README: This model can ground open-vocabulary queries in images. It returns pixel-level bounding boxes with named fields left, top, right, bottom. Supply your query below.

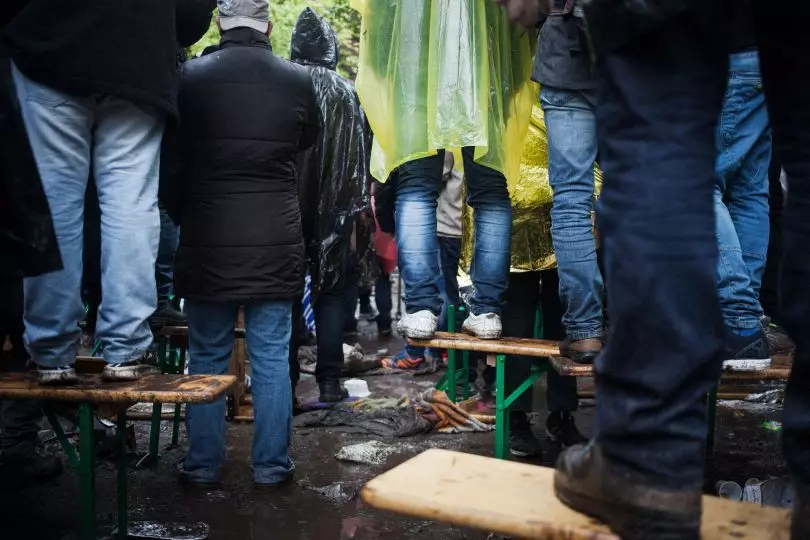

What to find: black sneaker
left=0, top=441, right=63, bottom=490
left=102, top=351, right=160, bottom=382
left=509, top=412, right=543, bottom=458
left=760, top=316, right=795, bottom=355
left=546, top=411, right=588, bottom=448
left=723, top=329, right=771, bottom=371
left=35, top=365, right=79, bottom=385
left=318, top=380, right=349, bottom=403
left=149, top=304, right=188, bottom=329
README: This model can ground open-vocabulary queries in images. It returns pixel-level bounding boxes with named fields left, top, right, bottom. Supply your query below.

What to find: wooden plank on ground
left=0, top=373, right=235, bottom=404
left=410, top=332, right=559, bottom=357
left=362, top=449, right=791, bottom=540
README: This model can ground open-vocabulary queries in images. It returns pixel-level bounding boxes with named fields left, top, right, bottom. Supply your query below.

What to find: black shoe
left=0, top=441, right=63, bottom=489
left=761, top=316, right=795, bottom=355
left=150, top=305, right=188, bottom=329
left=509, top=412, right=543, bottom=458
left=102, top=351, right=160, bottom=382
left=318, top=380, right=349, bottom=403
left=793, top=483, right=809, bottom=540
left=546, top=411, right=587, bottom=448
left=554, top=443, right=701, bottom=540
left=559, top=338, right=602, bottom=365
left=723, top=329, right=771, bottom=371
left=35, top=365, right=79, bottom=385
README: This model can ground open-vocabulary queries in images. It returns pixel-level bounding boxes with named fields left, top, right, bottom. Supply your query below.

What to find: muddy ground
left=0, top=316, right=788, bottom=540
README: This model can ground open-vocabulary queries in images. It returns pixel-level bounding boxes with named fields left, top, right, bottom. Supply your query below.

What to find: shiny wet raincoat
left=351, top=0, right=536, bottom=184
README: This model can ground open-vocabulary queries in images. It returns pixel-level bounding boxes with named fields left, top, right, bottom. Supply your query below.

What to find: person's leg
left=243, top=300, right=294, bottom=485
left=461, top=146, right=512, bottom=339
left=288, top=299, right=302, bottom=396
left=315, top=248, right=350, bottom=401
left=438, top=236, right=461, bottom=329
left=500, top=272, right=543, bottom=458
left=343, top=251, right=360, bottom=337
left=180, top=301, right=238, bottom=485
left=92, top=95, right=164, bottom=379
left=540, top=269, right=586, bottom=448
left=760, top=154, right=783, bottom=320
left=714, top=50, right=771, bottom=369
left=754, top=5, right=810, bottom=536
left=540, top=86, right=603, bottom=363
left=395, top=153, right=444, bottom=338
left=374, top=270, right=393, bottom=335
left=11, top=63, right=93, bottom=383
left=554, top=9, right=728, bottom=539
left=150, top=205, right=186, bottom=327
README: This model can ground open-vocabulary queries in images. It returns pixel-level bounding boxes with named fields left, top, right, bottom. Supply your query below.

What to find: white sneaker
left=462, top=312, right=502, bottom=340
left=397, top=310, right=438, bottom=339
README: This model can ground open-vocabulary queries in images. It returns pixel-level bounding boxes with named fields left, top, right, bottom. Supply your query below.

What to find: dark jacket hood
left=290, top=7, right=339, bottom=70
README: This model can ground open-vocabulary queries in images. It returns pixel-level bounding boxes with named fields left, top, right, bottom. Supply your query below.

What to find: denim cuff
left=565, top=327, right=603, bottom=341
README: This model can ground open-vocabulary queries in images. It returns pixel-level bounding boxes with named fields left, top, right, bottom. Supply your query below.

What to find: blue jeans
left=396, top=147, right=511, bottom=316
left=12, top=63, right=163, bottom=367
left=183, top=300, right=294, bottom=484
left=714, top=51, right=772, bottom=332
left=156, top=206, right=179, bottom=306
left=540, top=86, right=603, bottom=341
left=407, top=235, right=461, bottom=358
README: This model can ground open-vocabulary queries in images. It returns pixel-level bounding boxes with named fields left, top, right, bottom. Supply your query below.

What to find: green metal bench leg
left=494, top=354, right=509, bottom=459
left=462, top=350, right=470, bottom=400
left=117, top=410, right=129, bottom=539
left=706, top=386, right=718, bottom=454
left=78, top=402, right=97, bottom=540
left=149, top=402, right=162, bottom=459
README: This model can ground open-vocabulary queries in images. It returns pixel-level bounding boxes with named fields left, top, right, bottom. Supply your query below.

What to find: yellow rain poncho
left=461, top=103, right=603, bottom=272
left=351, top=0, right=537, bottom=184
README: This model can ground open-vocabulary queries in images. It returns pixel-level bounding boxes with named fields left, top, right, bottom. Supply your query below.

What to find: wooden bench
left=412, top=320, right=793, bottom=459
left=0, top=373, right=235, bottom=540
left=362, top=449, right=791, bottom=539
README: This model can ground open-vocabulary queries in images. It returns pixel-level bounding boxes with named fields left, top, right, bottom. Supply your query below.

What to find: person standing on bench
left=4, top=0, right=216, bottom=384
left=496, top=0, right=810, bottom=537
left=163, top=0, right=319, bottom=487
left=353, top=2, right=536, bottom=342
left=534, top=1, right=604, bottom=365
left=290, top=7, right=370, bottom=403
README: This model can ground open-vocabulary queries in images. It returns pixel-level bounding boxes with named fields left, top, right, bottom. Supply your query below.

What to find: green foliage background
left=188, top=0, right=360, bottom=79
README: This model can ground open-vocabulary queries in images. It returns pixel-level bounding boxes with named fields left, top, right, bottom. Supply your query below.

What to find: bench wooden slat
left=551, top=355, right=793, bottom=381
left=362, top=449, right=791, bottom=540
left=409, top=332, right=559, bottom=357
left=157, top=326, right=246, bottom=338
left=0, top=373, right=235, bottom=404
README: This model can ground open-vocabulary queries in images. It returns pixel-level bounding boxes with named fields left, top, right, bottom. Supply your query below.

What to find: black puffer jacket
left=291, top=8, right=370, bottom=294
left=164, top=28, right=320, bottom=302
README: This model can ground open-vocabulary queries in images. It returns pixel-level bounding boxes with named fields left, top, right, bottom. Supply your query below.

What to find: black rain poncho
left=291, top=7, right=371, bottom=294
left=0, top=47, right=61, bottom=278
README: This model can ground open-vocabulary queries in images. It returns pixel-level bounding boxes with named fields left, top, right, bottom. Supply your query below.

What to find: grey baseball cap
left=218, top=0, right=269, bottom=33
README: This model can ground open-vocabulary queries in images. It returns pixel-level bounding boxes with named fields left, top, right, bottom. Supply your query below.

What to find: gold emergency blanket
left=461, top=102, right=602, bottom=272
left=350, top=0, right=536, bottom=184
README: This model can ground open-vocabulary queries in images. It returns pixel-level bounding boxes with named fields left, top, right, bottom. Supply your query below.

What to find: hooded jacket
left=164, top=28, right=320, bottom=302
left=291, top=8, right=371, bottom=295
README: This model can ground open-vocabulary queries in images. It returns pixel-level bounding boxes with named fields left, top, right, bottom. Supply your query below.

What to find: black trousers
left=594, top=3, right=810, bottom=489
left=501, top=270, right=579, bottom=413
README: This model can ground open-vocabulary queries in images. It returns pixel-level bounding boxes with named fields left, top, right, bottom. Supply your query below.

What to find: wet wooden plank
left=362, top=449, right=791, bottom=540
left=551, top=355, right=791, bottom=381
left=0, top=373, right=235, bottom=404
left=409, top=332, right=559, bottom=357
left=157, top=326, right=246, bottom=338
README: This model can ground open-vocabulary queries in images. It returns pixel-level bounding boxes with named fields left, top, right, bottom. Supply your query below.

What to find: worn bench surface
left=0, top=373, right=235, bottom=404
left=362, top=449, right=791, bottom=540
left=157, top=326, right=246, bottom=338
left=410, top=332, right=559, bottom=357
left=551, top=354, right=793, bottom=381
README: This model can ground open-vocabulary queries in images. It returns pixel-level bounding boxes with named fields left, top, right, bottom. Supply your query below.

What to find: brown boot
left=554, top=443, right=701, bottom=540
left=793, top=483, right=810, bottom=540
left=559, top=337, right=602, bottom=365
